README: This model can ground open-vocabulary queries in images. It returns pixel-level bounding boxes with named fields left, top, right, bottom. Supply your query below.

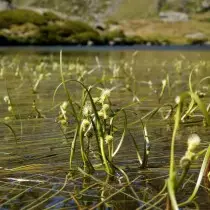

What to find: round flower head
left=148, top=80, right=153, bottom=89
left=100, top=89, right=111, bottom=103
left=39, top=74, right=44, bottom=80
left=98, top=110, right=104, bottom=118
left=81, top=119, right=90, bottom=132
left=187, top=134, right=201, bottom=152
left=175, top=96, right=181, bottom=104
left=8, top=106, right=13, bottom=112
left=4, top=96, right=9, bottom=103
left=61, top=101, right=68, bottom=110
left=162, top=79, right=167, bottom=86
left=83, top=102, right=92, bottom=117
left=105, top=135, right=113, bottom=144
left=102, top=104, right=110, bottom=111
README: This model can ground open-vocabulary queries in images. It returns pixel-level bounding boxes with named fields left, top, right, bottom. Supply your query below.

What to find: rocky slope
left=10, top=0, right=210, bottom=20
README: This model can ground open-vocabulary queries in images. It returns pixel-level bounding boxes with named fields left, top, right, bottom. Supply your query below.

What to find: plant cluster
left=0, top=52, right=209, bottom=209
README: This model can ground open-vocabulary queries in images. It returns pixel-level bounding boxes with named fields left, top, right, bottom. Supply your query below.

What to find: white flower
left=4, top=96, right=9, bottom=103
left=187, top=134, right=201, bottom=152
left=102, top=104, right=109, bottom=111
left=101, top=88, right=111, bottom=98
left=61, top=101, right=68, bottom=110
left=83, top=102, right=92, bottom=117
left=8, top=106, right=13, bottom=112
left=162, top=79, right=167, bottom=86
left=99, top=87, right=116, bottom=103
left=175, top=96, right=181, bottom=104
left=81, top=119, right=90, bottom=132
left=105, top=135, right=113, bottom=144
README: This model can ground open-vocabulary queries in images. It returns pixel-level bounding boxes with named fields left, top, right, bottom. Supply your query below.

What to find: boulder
left=0, top=0, right=11, bottom=11
left=201, top=0, right=210, bottom=11
left=185, top=32, right=208, bottom=44
left=108, top=24, right=122, bottom=32
left=95, top=22, right=106, bottom=31
left=159, top=11, right=189, bottom=22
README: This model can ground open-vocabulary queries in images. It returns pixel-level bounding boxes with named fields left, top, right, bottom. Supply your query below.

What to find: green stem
left=59, top=51, right=78, bottom=123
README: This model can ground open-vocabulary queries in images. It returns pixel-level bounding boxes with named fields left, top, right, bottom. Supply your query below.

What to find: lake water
left=0, top=47, right=209, bottom=209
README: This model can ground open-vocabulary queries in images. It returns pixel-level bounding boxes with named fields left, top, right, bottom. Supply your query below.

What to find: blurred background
left=0, top=0, right=210, bottom=45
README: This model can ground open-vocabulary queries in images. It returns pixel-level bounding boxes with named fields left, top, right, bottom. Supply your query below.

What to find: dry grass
left=119, top=14, right=210, bottom=44
left=110, top=0, right=157, bottom=20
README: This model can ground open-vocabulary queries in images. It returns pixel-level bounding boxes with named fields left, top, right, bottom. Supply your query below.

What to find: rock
left=204, top=41, right=210, bottom=45
left=159, top=11, right=189, bottom=22
left=1, top=28, right=10, bottom=35
left=95, top=23, right=106, bottom=31
left=201, top=0, right=210, bottom=11
left=87, top=40, right=94, bottom=46
left=109, top=40, right=115, bottom=46
left=185, top=32, right=208, bottom=44
left=113, top=37, right=123, bottom=43
left=108, top=24, right=122, bottom=32
left=0, top=0, right=12, bottom=11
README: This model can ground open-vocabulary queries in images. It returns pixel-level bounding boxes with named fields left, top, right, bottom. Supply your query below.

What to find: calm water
left=0, top=48, right=209, bottom=209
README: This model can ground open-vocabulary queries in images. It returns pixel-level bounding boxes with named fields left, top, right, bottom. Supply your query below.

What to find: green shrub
left=125, top=35, right=145, bottom=45
left=68, top=31, right=101, bottom=44
left=105, top=19, right=119, bottom=25
left=187, top=37, right=208, bottom=45
left=38, top=25, right=62, bottom=44
left=0, top=9, right=46, bottom=29
left=64, top=20, right=97, bottom=34
left=102, top=30, right=125, bottom=44
left=41, top=20, right=97, bottom=36
left=43, top=11, right=61, bottom=22
left=39, top=20, right=99, bottom=44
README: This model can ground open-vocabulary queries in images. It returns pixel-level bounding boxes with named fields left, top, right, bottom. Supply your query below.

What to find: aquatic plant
left=0, top=53, right=209, bottom=210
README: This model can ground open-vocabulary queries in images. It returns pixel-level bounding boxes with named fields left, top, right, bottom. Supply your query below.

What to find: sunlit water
left=0, top=48, right=209, bottom=209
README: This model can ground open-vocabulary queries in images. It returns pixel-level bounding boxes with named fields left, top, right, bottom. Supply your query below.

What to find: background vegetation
left=0, top=0, right=209, bottom=45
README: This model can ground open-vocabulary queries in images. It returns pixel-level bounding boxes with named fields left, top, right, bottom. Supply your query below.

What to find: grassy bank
left=0, top=9, right=210, bottom=45
left=120, top=12, right=210, bottom=45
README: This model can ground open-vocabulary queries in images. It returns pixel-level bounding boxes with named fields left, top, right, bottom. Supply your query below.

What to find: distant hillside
left=12, top=0, right=121, bottom=22
left=5, top=0, right=207, bottom=22
left=11, top=1, right=209, bottom=20
left=110, top=0, right=210, bottom=20
left=0, top=0, right=210, bottom=46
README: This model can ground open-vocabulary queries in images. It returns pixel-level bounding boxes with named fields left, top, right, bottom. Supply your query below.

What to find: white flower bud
left=4, top=116, right=11, bottom=121
left=81, top=119, right=90, bottom=132
left=93, top=97, right=99, bottom=103
left=175, top=96, right=181, bottom=104
left=8, top=106, right=13, bottom=112
left=98, top=111, right=104, bottom=118
left=61, top=101, right=68, bottom=110
left=100, top=89, right=111, bottom=103
left=162, top=79, right=167, bottom=86
left=4, top=96, right=9, bottom=103
left=83, top=102, right=92, bottom=117
left=187, top=134, right=201, bottom=152
left=105, top=135, right=113, bottom=144
left=102, top=104, right=109, bottom=111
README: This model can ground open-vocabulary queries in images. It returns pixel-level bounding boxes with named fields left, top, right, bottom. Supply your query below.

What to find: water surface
left=0, top=48, right=209, bottom=209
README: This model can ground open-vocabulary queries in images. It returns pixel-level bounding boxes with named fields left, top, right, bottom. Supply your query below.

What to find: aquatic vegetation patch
left=0, top=52, right=209, bottom=209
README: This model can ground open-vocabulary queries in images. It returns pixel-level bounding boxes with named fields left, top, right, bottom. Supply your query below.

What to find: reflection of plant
left=3, top=95, right=14, bottom=121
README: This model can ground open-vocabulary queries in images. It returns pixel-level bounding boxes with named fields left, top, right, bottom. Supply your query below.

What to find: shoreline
left=1, top=44, right=210, bottom=52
